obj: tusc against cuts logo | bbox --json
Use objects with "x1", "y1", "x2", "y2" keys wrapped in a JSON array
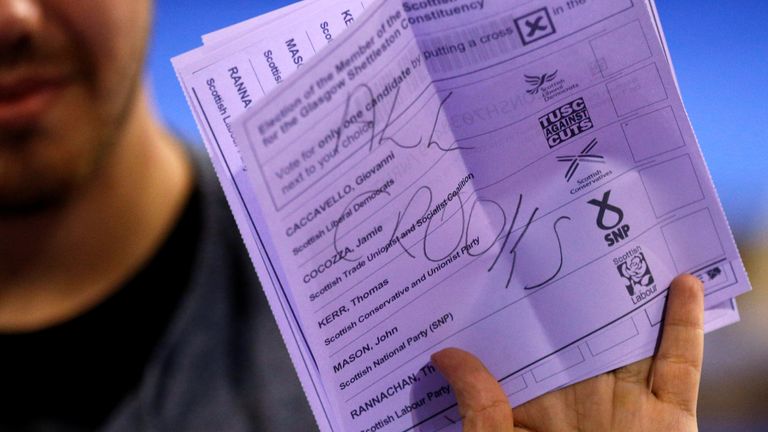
[{"x1": 539, "y1": 97, "x2": 593, "y2": 148}]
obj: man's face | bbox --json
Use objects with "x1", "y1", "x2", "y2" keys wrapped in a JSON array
[{"x1": 0, "y1": 0, "x2": 152, "y2": 212}]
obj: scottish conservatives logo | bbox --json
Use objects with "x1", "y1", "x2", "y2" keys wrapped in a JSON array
[{"x1": 557, "y1": 138, "x2": 604, "y2": 182}]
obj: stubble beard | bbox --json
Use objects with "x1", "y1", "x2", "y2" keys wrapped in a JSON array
[{"x1": 0, "y1": 47, "x2": 145, "y2": 218}]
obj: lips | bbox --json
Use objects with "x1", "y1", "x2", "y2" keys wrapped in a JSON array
[{"x1": 0, "y1": 74, "x2": 70, "y2": 129}]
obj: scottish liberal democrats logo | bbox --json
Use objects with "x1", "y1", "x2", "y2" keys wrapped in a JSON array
[{"x1": 525, "y1": 70, "x2": 558, "y2": 95}]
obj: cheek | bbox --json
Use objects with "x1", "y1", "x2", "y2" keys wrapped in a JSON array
[{"x1": 52, "y1": 1, "x2": 151, "y2": 98}]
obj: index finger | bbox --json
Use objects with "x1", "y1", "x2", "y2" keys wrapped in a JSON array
[{"x1": 651, "y1": 274, "x2": 705, "y2": 414}]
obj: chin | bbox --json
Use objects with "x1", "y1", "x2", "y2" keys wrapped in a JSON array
[
  {"x1": 0, "y1": 192, "x2": 71, "y2": 217},
  {"x1": 0, "y1": 136, "x2": 103, "y2": 217}
]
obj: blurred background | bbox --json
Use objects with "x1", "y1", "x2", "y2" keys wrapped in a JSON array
[{"x1": 146, "y1": 1, "x2": 767, "y2": 430}]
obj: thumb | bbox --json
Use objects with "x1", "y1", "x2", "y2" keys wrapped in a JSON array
[{"x1": 431, "y1": 348, "x2": 514, "y2": 432}]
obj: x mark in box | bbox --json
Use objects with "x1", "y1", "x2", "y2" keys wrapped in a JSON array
[{"x1": 515, "y1": 7, "x2": 556, "y2": 45}]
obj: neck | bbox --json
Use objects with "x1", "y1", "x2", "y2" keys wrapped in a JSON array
[{"x1": 0, "y1": 89, "x2": 192, "y2": 332}]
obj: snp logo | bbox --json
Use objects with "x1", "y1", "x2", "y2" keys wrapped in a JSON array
[{"x1": 588, "y1": 190, "x2": 630, "y2": 247}]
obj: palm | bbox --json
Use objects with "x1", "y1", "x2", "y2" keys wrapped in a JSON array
[
  {"x1": 513, "y1": 358, "x2": 696, "y2": 431},
  {"x1": 433, "y1": 275, "x2": 703, "y2": 432}
]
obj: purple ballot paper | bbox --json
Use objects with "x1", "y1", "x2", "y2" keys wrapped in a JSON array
[{"x1": 173, "y1": 0, "x2": 750, "y2": 430}]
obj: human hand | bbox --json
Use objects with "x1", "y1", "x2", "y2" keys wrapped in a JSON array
[{"x1": 432, "y1": 274, "x2": 704, "y2": 431}]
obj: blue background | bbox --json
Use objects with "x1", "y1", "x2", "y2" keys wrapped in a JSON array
[{"x1": 146, "y1": 0, "x2": 768, "y2": 236}]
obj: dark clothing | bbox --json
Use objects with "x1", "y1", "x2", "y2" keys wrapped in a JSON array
[
  {"x1": 0, "y1": 153, "x2": 316, "y2": 431},
  {"x1": 0, "y1": 182, "x2": 202, "y2": 431}
]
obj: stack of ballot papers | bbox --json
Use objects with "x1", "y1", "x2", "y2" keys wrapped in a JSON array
[{"x1": 172, "y1": 1, "x2": 752, "y2": 430}]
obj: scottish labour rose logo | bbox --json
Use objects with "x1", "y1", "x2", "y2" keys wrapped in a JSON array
[{"x1": 617, "y1": 253, "x2": 654, "y2": 296}]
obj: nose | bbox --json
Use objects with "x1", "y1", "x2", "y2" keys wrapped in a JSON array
[{"x1": 0, "y1": 0, "x2": 42, "y2": 51}]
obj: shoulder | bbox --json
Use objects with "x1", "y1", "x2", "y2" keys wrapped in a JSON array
[
  {"x1": 187, "y1": 148, "x2": 318, "y2": 430},
  {"x1": 104, "y1": 147, "x2": 317, "y2": 431}
]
